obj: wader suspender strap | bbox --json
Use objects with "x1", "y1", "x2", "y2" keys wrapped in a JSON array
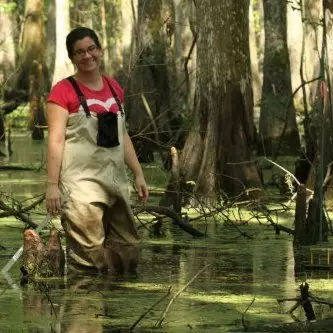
[
  {"x1": 66, "y1": 76, "x2": 124, "y2": 117},
  {"x1": 104, "y1": 79, "x2": 124, "y2": 116},
  {"x1": 67, "y1": 76, "x2": 91, "y2": 118}
]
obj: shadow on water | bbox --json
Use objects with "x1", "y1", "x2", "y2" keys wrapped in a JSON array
[{"x1": 1, "y1": 133, "x2": 333, "y2": 332}]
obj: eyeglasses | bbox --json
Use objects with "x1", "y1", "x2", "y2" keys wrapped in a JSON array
[{"x1": 72, "y1": 45, "x2": 99, "y2": 58}]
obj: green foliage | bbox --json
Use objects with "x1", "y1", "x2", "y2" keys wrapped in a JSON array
[
  {"x1": 5, "y1": 104, "x2": 29, "y2": 129},
  {"x1": 0, "y1": 1, "x2": 17, "y2": 13}
]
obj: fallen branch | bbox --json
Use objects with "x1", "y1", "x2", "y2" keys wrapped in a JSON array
[
  {"x1": 133, "y1": 205, "x2": 205, "y2": 237},
  {"x1": 264, "y1": 157, "x2": 314, "y2": 202},
  {"x1": 155, "y1": 264, "x2": 211, "y2": 327},
  {"x1": 0, "y1": 195, "x2": 45, "y2": 218},
  {"x1": 277, "y1": 282, "x2": 333, "y2": 321},
  {"x1": 0, "y1": 196, "x2": 45, "y2": 228},
  {"x1": 269, "y1": 221, "x2": 295, "y2": 235},
  {"x1": 130, "y1": 286, "x2": 172, "y2": 331},
  {"x1": 242, "y1": 297, "x2": 256, "y2": 331},
  {"x1": 0, "y1": 165, "x2": 37, "y2": 171}
]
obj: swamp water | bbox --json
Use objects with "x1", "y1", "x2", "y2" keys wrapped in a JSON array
[{"x1": 1, "y1": 132, "x2": 333, "y2": 333}]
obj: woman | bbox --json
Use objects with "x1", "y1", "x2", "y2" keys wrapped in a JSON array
[{"x1": 46, "y1": 27, "x2": 148, "y2": 273}]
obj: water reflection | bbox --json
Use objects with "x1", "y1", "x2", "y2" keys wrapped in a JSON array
[
  {"x1": 2, "y1": 133, "x2": 333, "y2": 332},
  {"x1": 0, "y1": 235, "x2": 297, "y2": 332}
]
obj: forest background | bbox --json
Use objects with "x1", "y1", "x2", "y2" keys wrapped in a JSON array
[{"x1": 1, "y1": 0, "x2": 333, "y2": 246}]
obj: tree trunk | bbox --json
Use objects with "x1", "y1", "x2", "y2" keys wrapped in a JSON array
[
  {"x1": 0, "y1": 0, "x2": 16, "y2": 85},
  {"x1": 293, "y1": 0, "x2": 322, "y2": 188},
  {"x1": 52, "y1": 0, "x2": 73, "y2": 86},
  {"x1": 18, "y1": 0, "x2": 47, "y2": 140},
  {"x1": 259, "y1": 0, "x2": 300, "y2": 156},
  {"x1": 45, "y1": 0, "x2": 56, "y2": 83},
  {"x1": 99, "y1": 0, "x2": 110, "y2": 74},
  {"x1": 287, "y1": 0, "x2": 303, "y2": 106},
  {"x1": 126, "y1": 0, "x2": 180, "y2": 162},
  {"x1": 179, "y1": 0, "x2": 262, "y2": 203},
  {"x1": 0, "y1": 0, "x2": 17, "y2": 141},
  {"x1": 249, "y1": 0, "x2": 262, "y2": 109},
  {"x1": 119, "y1": 0, "x2": 137, "y2": 79}
]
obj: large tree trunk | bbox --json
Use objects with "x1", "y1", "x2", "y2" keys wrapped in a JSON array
[
  {"x1": 293, "y1": 1, "x2": 323, "y2": 187},
  {"x1": 294, "y1": 2, "x2": 333, "y2": 245},
  {"x1": 99, "y1": 0, "x2": 110, "y2": 74},
  {"x1": 52, "y1": 0, "x2": 73, "y2": 86},
  {"x1": 45, "y1": 0, "x2": 56, "y2": 83},
  {"x1": 249, "y1": 0, "x2": 262, "y2": 109},
  {"x1": 179, "y1": 0, "x2": 262, "y2": 203},
  {"x1": 18, "y1": 0, "x2": 47, "y2": 140},
  {"x1": 287, "y1": 0, "x2": 304, "y2": 107},
  {"x1": 259, "y1": 0, "x2": 300, "y2": 156},
  {"x1": 0, "y1": 1, "x2": 16, "y2": 85},
  {"x1": 0, "y1": 0, "x2": 16, "y2": 141},
  {"x1": 126, "y1": 0, "x2": 181, "y2": 162}
]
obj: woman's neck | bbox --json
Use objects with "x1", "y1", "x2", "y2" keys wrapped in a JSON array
[{"x1": 74, "y1": 71, "x2": 103, "y2": 89}]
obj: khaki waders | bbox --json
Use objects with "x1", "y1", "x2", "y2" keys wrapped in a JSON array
[{"x1": 59, "y1": 111, "x2": 139, "y2": 273}]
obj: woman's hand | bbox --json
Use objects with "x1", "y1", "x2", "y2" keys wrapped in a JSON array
[
  {"x1": 46, "y1": 183, "x2": 62, "y2": 215},
  {"x1": 135, "y1": 175, "x2": 149, "y2": 203}
]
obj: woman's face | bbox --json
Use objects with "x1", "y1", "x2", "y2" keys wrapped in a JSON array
[{"x1": 71, "y1": 36, "x2": 101, "y2": 73}]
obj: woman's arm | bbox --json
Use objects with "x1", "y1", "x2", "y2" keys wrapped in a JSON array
[
  {"x1": 46, "y1": 102, "x2": 68, "y2": 215},
  {"x1": 123, "y1": 133, "x2": 149, "y2": 202}
]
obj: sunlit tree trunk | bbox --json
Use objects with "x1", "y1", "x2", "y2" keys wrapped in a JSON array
[
  {"x1": 179, "y1": 0, "x2": 262, "y2": 203},
  {"x1": 294, "y1": 2, "x2": 333, "y2": 245},
  {"x1": 120, "y1": 0, "x2": 137, "y2": 81},
  {"x1": 259, "y1": 0, "x2": 300, "y2": 156},
  {"x1": 0, "y1": 0, "x2": 16, "y2": 141},
  {"x1": 304, "y1": 0, "x2": 323, "y2": 105},
  {"x1": 45, "y1": 0, "x2": 56, "y2": 80},
  {"x1": 99, "y1": 0, "x2": 110, "y2": 74},
  {"x1": 287, "y1": 0, "x2": 303, "y2": 106},
  {"x1": 52, "y1": 0, "x2": 73, "y2": 86},
  {"x1": 249, "y1": 0, "x2": 262, "y2": 109},
  {"x1": 0, "y1": 1, "x2": 16, "y2": 85},
  {"x1": 17, "y1": 0, "x2": 47, "y2": 140}
]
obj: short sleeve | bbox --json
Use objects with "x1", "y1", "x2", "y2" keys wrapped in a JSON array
[{"x1": 47, "y1": 79, "x2": 74, "y2": 110}]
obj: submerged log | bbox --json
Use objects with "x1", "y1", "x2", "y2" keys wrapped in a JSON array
[{"x1": 133, "y1": 205, "x2": 205, "y2": 237}]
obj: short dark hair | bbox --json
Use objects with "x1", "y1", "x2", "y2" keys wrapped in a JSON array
[{"x1": 66, "y1": 27, "x2": 101, "y2": 58}]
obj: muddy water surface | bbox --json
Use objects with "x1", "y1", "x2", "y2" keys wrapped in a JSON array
[{"x1": 0, "y1": 132, "x2": 332, "y2": 333}]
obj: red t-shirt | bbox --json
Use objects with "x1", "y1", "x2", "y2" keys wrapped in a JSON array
[{"x1": 47, "y1": 76, "x2": 124, "y2": 114}]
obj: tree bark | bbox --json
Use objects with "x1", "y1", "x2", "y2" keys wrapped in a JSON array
[
  {"x1": 260, "y1": 0, "x2": 300, "y2": 156},
  {"x1": 179, "y1": 0, "x2": 262, "y2": 203},
  {"x1": 10, "y1": 0, "x2": 48, "y2": 140},
  {"x1": 249, "y1": 0, "x2": 262, "y2": 109},
  {"x1": 99, "y1": 0, "x2": 110, "y2": 74},
  {"x1": 127, "y1": 0, "x2": 182, "y2": 162},
  {"x1": 52, "y1": 0, "x2": 73, "y2": 86},
  {"x1": 0, "y1": 0, "x2": 17, "y2": 140}
]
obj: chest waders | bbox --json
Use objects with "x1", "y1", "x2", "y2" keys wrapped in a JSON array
[{"x1": 60, "y1": 76, "x2": 140, "y2": 273}]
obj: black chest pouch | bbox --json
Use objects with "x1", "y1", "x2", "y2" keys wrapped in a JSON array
[
  {"x1": 97, "y1": 112, "x2": 119, "y2": 148},
  {"x1": 66, "y1": 75, "x2": 124, "y2": 148}
]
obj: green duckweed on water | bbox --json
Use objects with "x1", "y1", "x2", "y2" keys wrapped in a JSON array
[{"x1": 1, "y1": 133, "x2": 333, "y2": 333}]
